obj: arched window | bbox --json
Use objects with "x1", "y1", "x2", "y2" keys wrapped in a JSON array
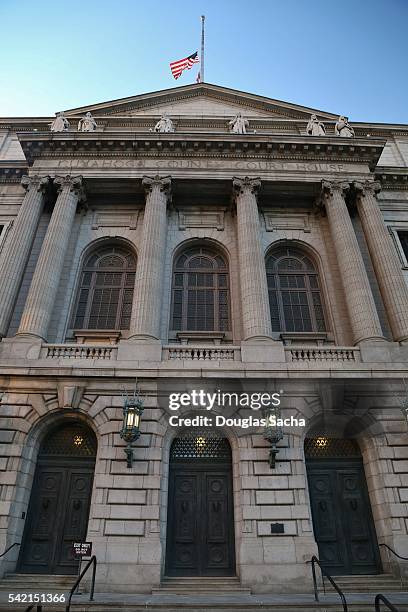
[
  {"x1": 171, "y1": 245, "x2": 230, "y2": 332},
  {"x1": 73, "y1": 245, "x2": 136, "y2": 330},
  {"x1": 265, "y1": 245, "x2": 326, "y2": 333}
]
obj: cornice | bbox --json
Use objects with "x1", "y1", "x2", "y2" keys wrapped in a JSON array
[
  {"x1": 375, "y1": 166, "x2": 408, "y2": 190},
  {"x1": 0, "y1": 161, "x2": 28, "y2": 183},
  {"x1": 17, "y1": 132, "x2": 385, "y2": 169}
]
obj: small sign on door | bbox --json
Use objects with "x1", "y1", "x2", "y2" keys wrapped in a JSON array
[{"x1": 73, "y1": 542, "x2": 92, "y2": 557}]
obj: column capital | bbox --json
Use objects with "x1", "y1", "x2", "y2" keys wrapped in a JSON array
[
  {"x1": 21, "y1": 174, "x2": 50, "y2": 193},
  {"x1": 54, "y1": 175, "x2": 86, "y2": 202},
  {"x1": 142, "y1": 175, "x2": 171, "y2": 197},
  {"x1": 232, "y1": 176, "x2": 261, "y2": 197},
  {"x1": 321, "y1": 179, "x2": 350, "y2": 198},
  {"x1": 353, "y1": 179, "x2": 382, "y2": 198}
]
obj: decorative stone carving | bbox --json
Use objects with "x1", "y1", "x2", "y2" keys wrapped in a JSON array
[
  {"x1": 77, "y1": 112, "x2": 97, "y2": 132},
  {"x1": 50, "y1": 112, "x2": 70, "y2": 132},
  {"x1": 228, "y1": 113, "x2": 249, "y2": 134},
  {"x1": 335, "y1": 116, "x2": 354, "y2": 138},
  {"x1": 154, "y1": 114, "x2": 175, "y2": 133},
  {"x1": 306, "y1": 114, "x2": 326, "y2": 136}
]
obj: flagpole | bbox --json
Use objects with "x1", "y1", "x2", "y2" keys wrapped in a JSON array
[{"x1": 200, "y1": 15, "x2": 205, "y2": 83}]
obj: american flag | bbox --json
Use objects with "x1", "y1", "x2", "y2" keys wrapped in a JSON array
[{"x1": 170, "y1": 52, "x2": 199, "y2": 80}]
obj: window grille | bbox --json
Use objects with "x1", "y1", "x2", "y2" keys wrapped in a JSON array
[
  {"x1": 171, "y1": 246, "x2": 230, "y2": 332},
  {"x1": 266, "y1": 246, "x2": 326, "y2": 333},
  {"x1": 304, "y1": 437, "x2": 361, "y2": 459},
  {"x1": 40, "y1": 424, "x2": 97, "y2": 457},
  {"x1": 170, "y1": 430, "x2": 231, "y2": 460},
  {"x1": 73, "y1": 246, "x2": 136, "y2": 330}
]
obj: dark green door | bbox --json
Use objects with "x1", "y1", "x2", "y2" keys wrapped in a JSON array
[{"x1": 307, "y1": 458, "x2": 381, "y2": 575}]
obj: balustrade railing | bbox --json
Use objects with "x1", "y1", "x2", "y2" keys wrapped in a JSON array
[
  {"x1": 287, "y1": 346, "x2": 360, "y2": 362},
  {"x1": 163, "y1": 345, "x2": 241, "y2": 361},
  {"x1": 42, "y1": 344, "x2": 116, "y2": 360}
]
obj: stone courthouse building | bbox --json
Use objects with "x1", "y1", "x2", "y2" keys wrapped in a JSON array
[{"x1": 0, "y1": 83, "x2": 407, "y2": 596}]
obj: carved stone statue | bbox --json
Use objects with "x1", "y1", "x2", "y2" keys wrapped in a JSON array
[
  {"x1": 77, "y1": 112, "x2": 97, "y2": 132},
  {"x1": 154, "y1": 114, "x2": 175, "y2": 133},
  {"x1": 306, "y1": 114, "x2": 326, "y2": 136},
  {"x1": 335, "y1": 116, "x2": 355, "y2": 138},
  {"x1": 50, "y1": 112, "x2": 70, "y2": 132},
  {"x1": 228, "y1": 113, "x2": 249, "y2": 134}
]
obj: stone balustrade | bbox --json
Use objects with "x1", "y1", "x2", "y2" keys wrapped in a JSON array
[
  {"x1": 287, "y1": 346, "x2": 360, "y2": 362},
  {"x1": 163, "y1": 345, "x2": 241, "y2": 361},
  {"x1": 43, "y1": 344, "x2": 116, "y2": 360}
]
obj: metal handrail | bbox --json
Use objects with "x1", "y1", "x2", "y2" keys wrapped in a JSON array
[
  {"x1": 25, "y1": 606, "x2": 42, "y2": 612},
  {"x1": 375, "y1": 593, "x2": 400, "y2": 612},
  {"x1": 380, "y1": 543, "x2": 408, "y2": 561},
  {"x1": 0, "y1": 542, "x2": 20, "y2": 558},
  {"x1": 309, "y1": 556, "x2": 348, "y2": 611},
  {"x1": 380, "y1": 543, "x2": 408, "y2": 589},
  {"x1": 65, "y1": 555, "x2": 96, "y2": 612}
]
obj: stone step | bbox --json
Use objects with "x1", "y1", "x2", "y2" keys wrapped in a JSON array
[
  {"x1": 324, "y1": 573, "x2": 405, "y2": 592},
  {"x1": 153, "y1": 576, "x2": 251, "y2": 594}
]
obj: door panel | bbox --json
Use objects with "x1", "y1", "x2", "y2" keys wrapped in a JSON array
[
  {"x1": 307, "y1": 459, "x2": 381, "y2": 575},
  {"x1": 19, "y1": 462, "x2": 94, "y2": 575},
  {"x1": 166, "y1": 464, "x2": 235, "y2": 576}
]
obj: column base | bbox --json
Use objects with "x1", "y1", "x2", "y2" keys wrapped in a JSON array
[
  {"x1": 241, "y1": 338, "x2": 285, "y2": 363},
  {"x1": 0, "y1": 335, "x2": 42, "y2": 359},
  {"x1": 117, "y1": 338, "x2": 162, "y2": 362}
]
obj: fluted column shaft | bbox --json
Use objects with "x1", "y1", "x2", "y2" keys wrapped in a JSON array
[
  {"x1": 129, "y1": 175, "x2": 170, "y2": 340},
  {"x1": 17, "y1": 175, "x2": 85, "y2": 340},
  {"x1": 233, "y1": 177, "x2": 273, "y2": 340},
  {"x1": 355, "y1": 180, "x2": 408, "y2": 342},
  {"x1": 321, "y1": 180, "x2": 384, "y2": 344},
  {"x1": 0, "y1": 175, "x2": 49, "y2": 337}
]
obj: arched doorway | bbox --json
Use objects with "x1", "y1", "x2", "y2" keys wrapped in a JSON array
[
  {"x1": 165, "y1": 431, "x2": 235, "y2": 576},
  {"x1": 305, "y1": 437, "x2": 381, "y2": 575},
  {"x1": 18, "y1": 422, "x2": 97, "y2": 574}
]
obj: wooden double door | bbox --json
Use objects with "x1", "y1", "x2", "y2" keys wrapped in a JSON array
[
  {"x1": 307, "y1": 458, "x2": 381, "y2": 575},
  {"x1": 18, "y1": 458, "x2": 95, "y2": 575},
  {"x1": 165, "y1": 461, "x2": 235, "y2": 576}
]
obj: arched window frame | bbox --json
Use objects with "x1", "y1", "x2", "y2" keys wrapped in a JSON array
[
  {"x1": 71, "y1": 244, "x2": 136, "y2": 332},
  {"x1": 265, "y1": 244, "x2": 327, "y2": 335},
  {"x1": 170, "y1": 244, "x2": 231, "y2": 337}
]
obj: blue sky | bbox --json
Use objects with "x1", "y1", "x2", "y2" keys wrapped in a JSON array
[{"x1": 1, "y1": 0, "x2": 407, "y2": 122}]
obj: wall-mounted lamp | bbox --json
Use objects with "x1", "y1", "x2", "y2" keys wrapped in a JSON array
[
  {"x1": 263, "y1": 405, "x2": 283, "y2": 468},
  {"x1": 120, "y1": 391, "x2": 144, "y2": 468}
]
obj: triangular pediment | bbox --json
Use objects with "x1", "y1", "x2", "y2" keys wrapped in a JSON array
[{"x1": 63, "y1": 83, "x2": 339, "y2": 121}]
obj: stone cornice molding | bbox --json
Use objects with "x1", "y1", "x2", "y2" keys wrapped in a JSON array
[
  {"x1": 142, "y1": 175, "x2": 172, "y2": 199},
  {"x1": 0, "y1": 161, "x2": 28, "y2": 183},
  {"x1": 232, "y1": 176, "x2": 261, "y2": 197},
  {"x1": 17, "y1": 132, "x2": 385, "y2": 170},
  {"x1": 375, "y1": 168, "x2": 408, "y2": 190},
  {"x1": 21, "y1": 174, "x2": 50, "y2": 193},
  {"x1": 54, "y1": 175, "x2": 86, "y2": 203}
]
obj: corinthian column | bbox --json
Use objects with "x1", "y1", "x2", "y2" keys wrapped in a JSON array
[
  {"x1": 0, "y1": 175, "x2": 49, "y2": 338},
  {"x1": 233, "y1": 177, "x2": 273, "y2": 340},
  {"x1": 17, "y1": 175, "x2": 85, "y2": 340},
  {"x1": 129, "y1": 175, "x2": 171, "y2": 340},
  {"x1": 355, "y1": 180, "x2": 408, "y2": 342},
  {"x1": 320, "y1": 180, "x2": 384, "y2": 344}
]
